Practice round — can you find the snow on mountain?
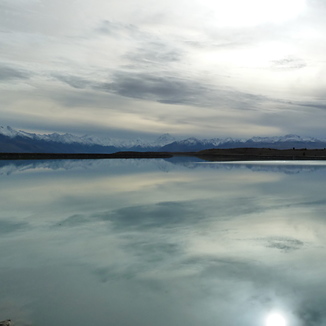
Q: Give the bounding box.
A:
[248,134,320,143]
[77,133,175,148]
[1,126,326,152]
[154,133,176,146]
[249,136,282,143]
[108,134,176,148]
[203,138,223,146]
[178,137,202,145]
[79,135,113,146]
[0,126,176,149]
[278,134,319,142]
[0,126,21,138]
[278,134,303,142]
[0,127,82,144]
[36,132,83,144]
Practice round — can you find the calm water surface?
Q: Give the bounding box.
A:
[1,158,326,326]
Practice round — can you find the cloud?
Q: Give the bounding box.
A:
[297,102,326,110]
[297,306,324,326]
[125,41,182,66]
[95,20,183,68]
[57,194,268,231]
[100,73,198,103]
[265,237,304,252]
[96,20,142,37]
[1,0,326,139]
[0,65,31,81]
[54,71,266,111]
[0,220,28,234]
[55,214,91,227]
[271,56,307,70]
[56,201,201,230]
[53,75,90,89]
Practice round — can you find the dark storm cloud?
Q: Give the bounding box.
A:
[0,65,31,81]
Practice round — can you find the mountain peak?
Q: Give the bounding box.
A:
[0,126,18,138]
[155,133,176,146]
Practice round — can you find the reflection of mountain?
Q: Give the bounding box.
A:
[165,158,326,174]
[222,162,326,174]
[0,159,174,175]
[0,159,106,175]
[1,157,326,175]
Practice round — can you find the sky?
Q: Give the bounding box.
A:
[1,0,326,140]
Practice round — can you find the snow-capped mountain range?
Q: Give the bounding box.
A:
[1,125,326,153]
[0,126,176,148]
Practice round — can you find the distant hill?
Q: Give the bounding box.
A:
[0,130,118,154]
[161,135,326,151]
[1,126,326,153]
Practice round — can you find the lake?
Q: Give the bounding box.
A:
[1,158,326,326]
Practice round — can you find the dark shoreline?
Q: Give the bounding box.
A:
[1,147,326,161]
[195,147,326,161]
[0,151,174,160]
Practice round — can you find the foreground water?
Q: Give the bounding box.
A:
[1,158,326,326]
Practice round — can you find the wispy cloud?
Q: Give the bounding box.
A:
[265,237,304,252]
[0,64,31,81]
[54,71,267,111]
[271,56,307,70]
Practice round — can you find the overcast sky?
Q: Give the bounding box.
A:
[1,0,326,139]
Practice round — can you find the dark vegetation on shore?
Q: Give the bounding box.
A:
[1,147,326,161]
[195,147,326,161]
[0,151,174,160]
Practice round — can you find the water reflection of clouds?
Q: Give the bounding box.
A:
[49,199,326,326]
[1,160,326,325]
[0,220,28,235]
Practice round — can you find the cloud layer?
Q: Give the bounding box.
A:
[1,0,326,138]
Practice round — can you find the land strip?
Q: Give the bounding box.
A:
[1,148,326,161]
[0,152,173,160]
[194,148,326,161]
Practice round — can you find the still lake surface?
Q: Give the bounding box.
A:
[1,158,326,326]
